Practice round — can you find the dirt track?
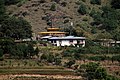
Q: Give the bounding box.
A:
[0,74,82,80]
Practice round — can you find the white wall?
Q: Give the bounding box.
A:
[56,40,85,47]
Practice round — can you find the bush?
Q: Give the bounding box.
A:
[88,56,110,61]
[64,60,75,68]
[90,0,101,5]
[4,0,20,5]
[78,3,87,15]
[50,3,56,11]
[51,0,60,3]
[112,55,120,63]
[0,49,3,57]
[79,62,107,80]
[61,2,67,7]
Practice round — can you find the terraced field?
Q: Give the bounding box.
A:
[0,68,82,80]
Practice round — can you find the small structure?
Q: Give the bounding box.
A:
[94,39,120,47]
[38,28,66,37]
[41,36,86,47]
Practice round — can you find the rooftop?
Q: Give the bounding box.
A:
[38,32,66,34]
[49,36,86,40]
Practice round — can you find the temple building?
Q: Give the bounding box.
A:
[38,28,66,37]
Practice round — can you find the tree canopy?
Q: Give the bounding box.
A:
[0,17,32,39]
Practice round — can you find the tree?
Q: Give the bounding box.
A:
[79,62,107,80]
[50,3,56,11]
[0,49,3,60]
[27,43,34,57]
[64,60,75,68]
[0,0,6,23]
[111,0,120,9]
[101,6,119,31]
[90,0,101,5]
[0,38,14,54]
[34,47,39,56]
[1,17,32,39]
[0,49,3,58]
[78,3,87,15]
[4,0,20,5]
[51,0,60,3]
[112,29,120,41]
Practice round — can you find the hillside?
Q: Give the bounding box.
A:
[6,0,114,39]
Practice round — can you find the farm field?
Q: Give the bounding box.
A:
[0,59,82,80]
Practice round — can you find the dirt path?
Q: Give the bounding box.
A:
[0,74,82,80]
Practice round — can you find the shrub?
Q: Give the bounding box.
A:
[5,0,20,5]
[88,56,110,61]
[0,49,3,58]
[79,62,107,80]
[82,0,86,2]
[90,0,101,5]
[51,0,60,3]
[50,3,56,11]
[78,3,87,15]
[64,60,75,68]
[61,2,67,7]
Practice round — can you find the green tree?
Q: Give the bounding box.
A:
[0,38,14,54]
[64,60,75,68]
[101,6,119,31]
[50,3,56,11]
[0,0,6,23]
[79,62,107,80]
[27,43,34,57]
[90,0,101,5]
[111,0,120,9]
[4,0,20,5]
[1,17,32,39]
[0,49,3,58]
[78,3,87,15]
[0,49,3,60]
[34,47,39,56]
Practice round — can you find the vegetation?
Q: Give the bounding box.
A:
[78,3,87,15]
[0,0,120,79]
[90,0,101,5]
[50,3,56,11]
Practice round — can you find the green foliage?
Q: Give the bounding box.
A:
[4,0,20,5]
[101,6,119,31]
[41,53,48,60]
[112,29,120,41]
[50,3,56,11]
[0,0,6,23]
[80,62,107,80]
[81,0,86,2]
[0,49,3,58]
[78,3,87,15]
[0,38,14,54]
[88,56,110,61]
[27,43,35,57]
[34,47,39,56]
[17,0,28,7]
[0,0,5,15]
[0,17,32,39]
[112,55,120,62]
[90,0,101,5]
[111,0,120,9]
[47,54,54,63]
[106,75,120,80]
[51,0,60,3]
[64,60,75,68]
[54,57,61,65]
[89,8,96,17]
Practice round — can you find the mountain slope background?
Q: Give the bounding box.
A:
[6,0,120,40]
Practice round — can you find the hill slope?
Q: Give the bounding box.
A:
[6,0,119,40]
